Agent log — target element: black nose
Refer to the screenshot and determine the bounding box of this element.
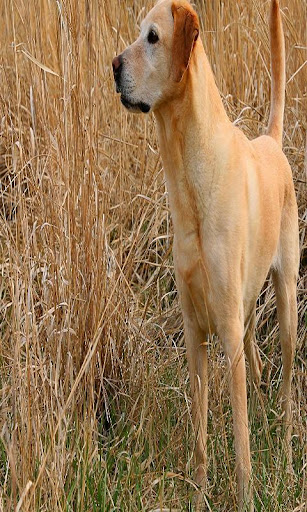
[112,55,122,82]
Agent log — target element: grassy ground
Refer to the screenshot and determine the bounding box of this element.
[0,0,306,510]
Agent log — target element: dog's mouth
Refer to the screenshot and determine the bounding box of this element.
[120,95,151,114]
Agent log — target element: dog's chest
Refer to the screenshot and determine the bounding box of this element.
[174,233,214,332]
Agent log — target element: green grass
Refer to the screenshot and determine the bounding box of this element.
[43,358,304,511]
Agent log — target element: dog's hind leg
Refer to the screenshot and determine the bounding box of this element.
[272,268,298,466]
[272,210,299,468]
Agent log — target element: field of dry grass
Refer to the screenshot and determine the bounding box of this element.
[0,0,306,510]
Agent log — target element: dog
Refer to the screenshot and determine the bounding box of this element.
[112,1,299,510]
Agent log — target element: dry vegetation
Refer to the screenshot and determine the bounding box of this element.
[0,0,306,510]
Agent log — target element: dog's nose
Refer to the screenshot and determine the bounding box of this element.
[112,55,122,81]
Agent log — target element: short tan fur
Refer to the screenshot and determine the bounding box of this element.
[113,1,299,509]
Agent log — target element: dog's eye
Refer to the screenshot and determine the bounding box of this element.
[148,29,159,44]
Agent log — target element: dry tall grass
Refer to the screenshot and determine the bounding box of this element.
[0,0,306,511]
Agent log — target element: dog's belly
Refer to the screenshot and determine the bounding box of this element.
[174,219,280,337]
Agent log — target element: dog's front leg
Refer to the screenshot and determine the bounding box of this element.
[185,309,208,489]
[175,271,209,496]
[221,321,253,512]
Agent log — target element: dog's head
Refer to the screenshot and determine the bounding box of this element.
[112,0,199,114]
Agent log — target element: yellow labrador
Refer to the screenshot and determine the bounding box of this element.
[112,1,299,510]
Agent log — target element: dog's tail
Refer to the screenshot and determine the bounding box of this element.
[267,0,286,147]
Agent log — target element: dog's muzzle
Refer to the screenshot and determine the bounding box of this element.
[120,96,150,113]
[112,54,123,93]
[112,54,151,114]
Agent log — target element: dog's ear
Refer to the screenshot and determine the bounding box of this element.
[171,3,199,83]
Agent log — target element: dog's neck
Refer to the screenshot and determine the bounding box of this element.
[154,39,233,236]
